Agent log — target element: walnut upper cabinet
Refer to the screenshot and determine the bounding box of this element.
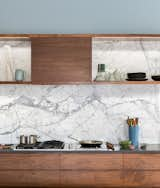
[31,37,91,84]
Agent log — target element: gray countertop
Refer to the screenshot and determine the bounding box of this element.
[0,149,160,154]
[0,144,160,153]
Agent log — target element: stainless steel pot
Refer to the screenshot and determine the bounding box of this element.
[29,135,39,144]
[19,135,28,144]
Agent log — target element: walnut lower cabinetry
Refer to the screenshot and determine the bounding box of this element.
[0,153,60,187]
[123,154,160,187]
[0,152,160,187]
[60,153,123,187]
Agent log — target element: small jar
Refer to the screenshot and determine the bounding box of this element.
[15,69,25,81]
[95,64,106,81]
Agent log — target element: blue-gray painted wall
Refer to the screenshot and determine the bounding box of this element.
[0,0,159,34]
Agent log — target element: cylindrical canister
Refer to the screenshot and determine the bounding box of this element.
[15,69,25,81]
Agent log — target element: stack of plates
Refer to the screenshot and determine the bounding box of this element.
[126,72,148,81]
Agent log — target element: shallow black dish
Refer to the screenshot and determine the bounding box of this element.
[151,75,160,81]
[126,78,148,81]
[127,72,146,79]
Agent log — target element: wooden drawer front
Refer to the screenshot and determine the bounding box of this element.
[0,171,60,187]
[124,154,160,170]
[0,153,60,170]
[124,171,160,187]
[32,37,91,84]
[61,154,123,170]
[61,171,123,187]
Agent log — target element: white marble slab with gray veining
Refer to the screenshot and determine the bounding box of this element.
[0,85,159,145]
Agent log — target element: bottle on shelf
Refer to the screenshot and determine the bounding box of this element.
[95,64,106,81]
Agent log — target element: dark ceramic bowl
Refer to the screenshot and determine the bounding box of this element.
[127,72,146,79]
[151,75,160,81]
[126,78,148,81]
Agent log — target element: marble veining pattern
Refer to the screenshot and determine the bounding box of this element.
[0,85,159,144]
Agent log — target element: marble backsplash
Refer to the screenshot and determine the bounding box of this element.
[0,84,159,144]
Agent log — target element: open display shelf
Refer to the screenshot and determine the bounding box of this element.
[0,34,160,85]
[0,37,31,84]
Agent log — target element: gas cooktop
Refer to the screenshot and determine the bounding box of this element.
[16,140,65,149]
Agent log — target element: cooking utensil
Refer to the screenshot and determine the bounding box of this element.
[68,136,103,148]
[29,135,39,144]
[19,135,26,144]
[16,142,41,149]
[127,117,139,127]
[79,140,103,148]
[37,140,65,149]
[18,135,29,145]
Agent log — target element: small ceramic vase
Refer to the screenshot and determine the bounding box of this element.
[15,69,25,81]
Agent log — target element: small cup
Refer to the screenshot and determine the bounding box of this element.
[15,69,25,81]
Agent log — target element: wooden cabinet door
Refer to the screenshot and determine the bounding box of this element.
[60,153,123,170]
[0,153,60,187]
[0,153,60,170]
[60,153,123,187]
[124,171,160,187]
[61,171,123,188]
[123,154,160,170]
[123,154,160,187]
[0,171,60,187]
[31,37,91,84]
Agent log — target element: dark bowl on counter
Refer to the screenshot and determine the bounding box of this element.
[127,72,146,79]
[151,75,160,81]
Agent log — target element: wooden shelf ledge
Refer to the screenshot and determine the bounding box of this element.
[0,81,159,85]
[0,81,32,84]
[92,81,160,85]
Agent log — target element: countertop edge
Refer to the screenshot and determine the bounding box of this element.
[0,150,160,154]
